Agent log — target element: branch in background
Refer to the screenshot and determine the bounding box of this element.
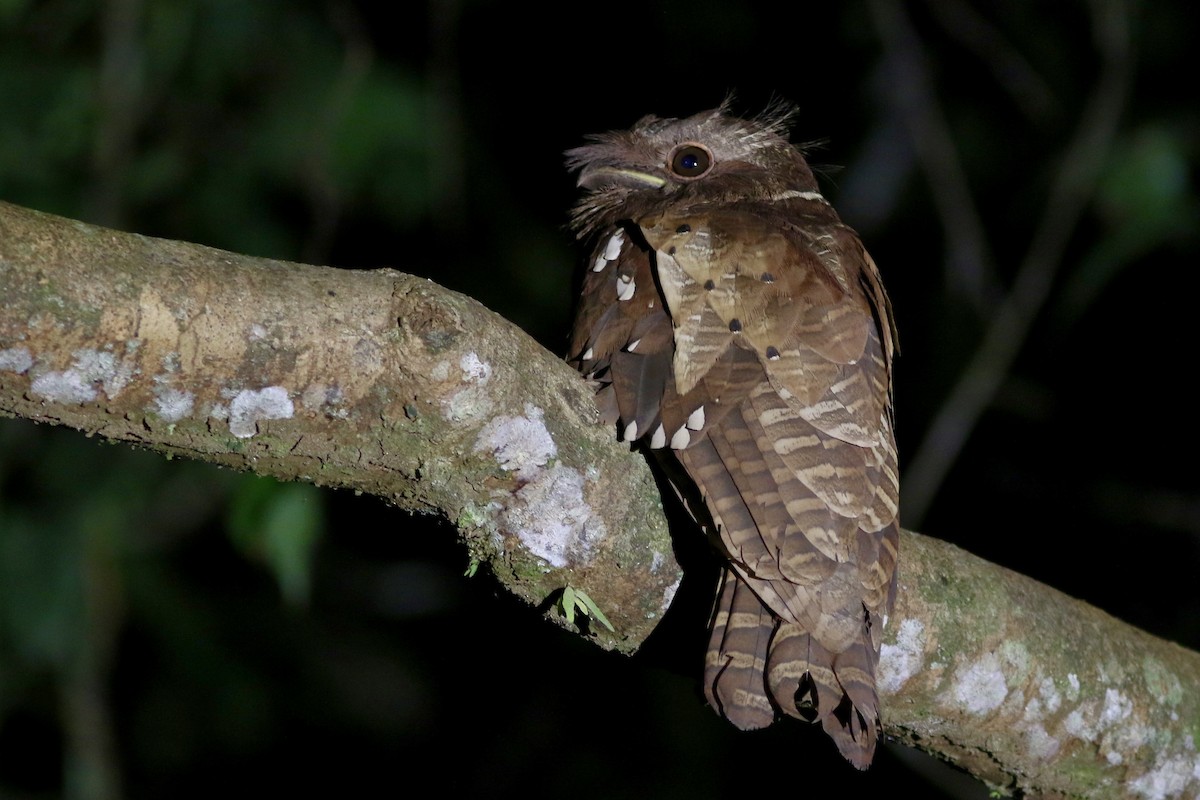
[897,0,1134,525]
[299,0,374,265]
[89,0,144,229]
[924,0,1059,124]
[426,0,467,238]
[2,201,1198,798]
[867,0,999,312]
[76,2,147,795]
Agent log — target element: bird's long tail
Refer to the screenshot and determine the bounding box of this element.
[704,567,882,769]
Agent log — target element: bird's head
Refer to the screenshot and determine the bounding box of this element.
[566,103,821,236]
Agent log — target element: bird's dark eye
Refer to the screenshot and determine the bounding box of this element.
[669,143,713,179]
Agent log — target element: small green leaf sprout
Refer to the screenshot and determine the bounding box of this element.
[556,585,614,632]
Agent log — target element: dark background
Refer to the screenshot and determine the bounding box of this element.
[1,1,1197,797]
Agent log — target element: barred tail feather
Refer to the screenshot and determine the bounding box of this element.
[704,567,776,730]
[706,569,883,767]
[767,621,881,769]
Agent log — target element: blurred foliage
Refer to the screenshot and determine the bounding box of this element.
[226,479,323,606]
[1,0,1198,798]
[1057,124,1199,328]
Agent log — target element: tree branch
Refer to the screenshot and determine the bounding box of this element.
[0,199,678,654]
[2,200,1197,798]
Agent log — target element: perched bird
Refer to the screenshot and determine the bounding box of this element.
[565,105,899,768]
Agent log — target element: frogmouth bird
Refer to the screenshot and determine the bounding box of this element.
[566,105,899,768]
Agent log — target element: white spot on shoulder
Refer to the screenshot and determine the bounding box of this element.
[669,426,690,449]
[604,230,625,259]
[878,619,925,694]
[0,347,33,374]
[686,406,705,430]
[581,347,593,361]
[622,420,638,442]
[950,652,1008,715]
[649,424,666,449]
[626,338,641,353]
[616,274,636,301]
[228,386,294,438]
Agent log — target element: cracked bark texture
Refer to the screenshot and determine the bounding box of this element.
[2,201,1198,799]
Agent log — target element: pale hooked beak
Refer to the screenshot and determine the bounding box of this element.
[577,165,667,191]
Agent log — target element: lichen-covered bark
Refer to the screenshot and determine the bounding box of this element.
[3,200,1198,798]
[885,533,1200,798]
[0,200,679,652]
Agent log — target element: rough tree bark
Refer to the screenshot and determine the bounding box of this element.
[2,200,1197,799]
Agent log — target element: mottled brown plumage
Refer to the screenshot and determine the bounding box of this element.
[566,105,899,768]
